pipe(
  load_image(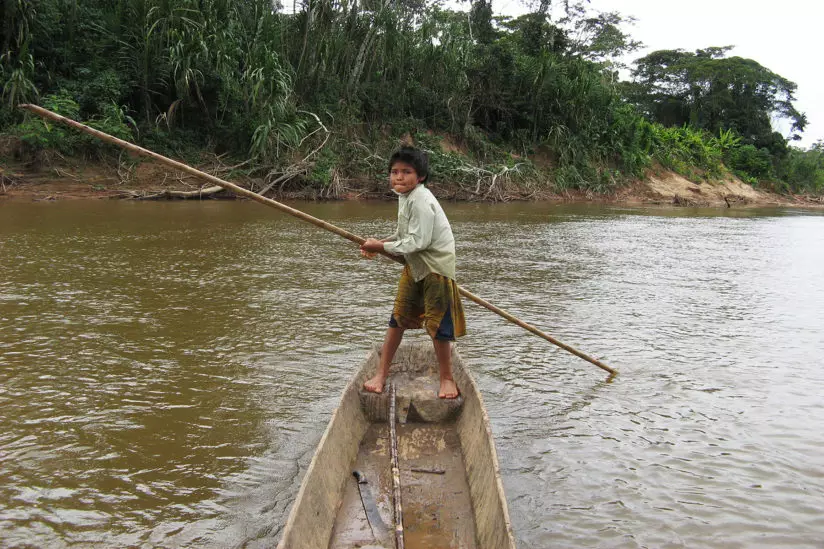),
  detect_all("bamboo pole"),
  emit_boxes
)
[18,104,618,376]
[389,383,405,549]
